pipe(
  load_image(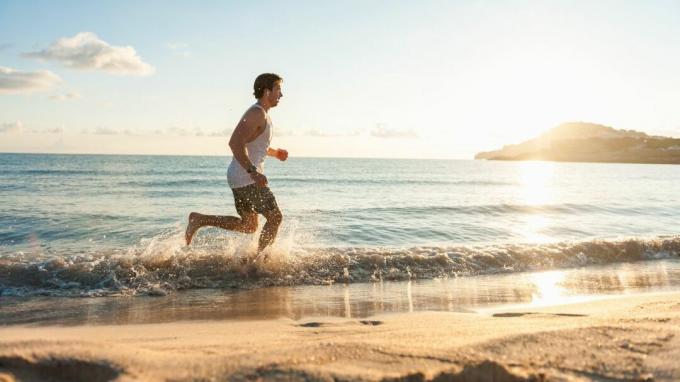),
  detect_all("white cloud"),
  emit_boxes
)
[370,125,418,139]
[0,66,61,94]
[93,126,118,135]
[273,128,360,138]
[305,128,360,137]
[48,92,81,101]
[0,43,11,51]
[24,32,155,76]
[208,128,233,137]
[1,123,65,134]
[0,121,24,134]
[86,127,135,136]
[161,126,205,136]
[166,126,191,136]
